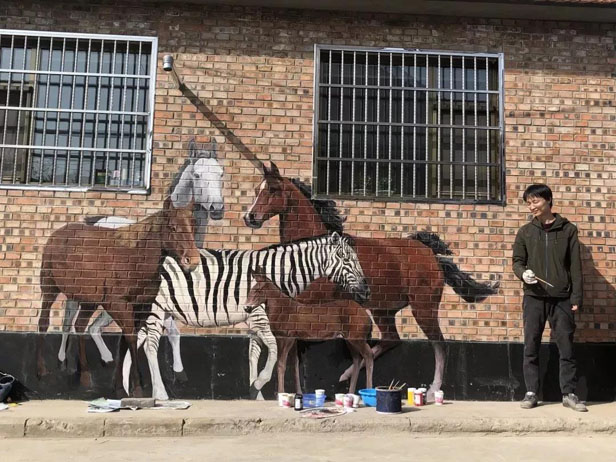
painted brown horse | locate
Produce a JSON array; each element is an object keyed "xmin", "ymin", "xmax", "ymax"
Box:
[
  {"xmin": 244, "ymin": 162, "xmax": 499, "ymax": 400},
  {"xmin": 37, "ymin": 198, "xmax": 200, "ymax": 396},
  {"xmin": 245, "ymin": 267, "xmax": 373, "ymax": 394}
]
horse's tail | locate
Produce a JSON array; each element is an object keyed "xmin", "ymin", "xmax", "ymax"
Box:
[{"xmin": 410, "ymin": 232, "xmax": 499, "ymax": 303}]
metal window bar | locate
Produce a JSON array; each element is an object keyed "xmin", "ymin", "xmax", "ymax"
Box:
[
  {"xmin": 351, "ymin": 51, "xmax": 355, "ymax": 195},
  {"xmin": 313, "ymin": 45, "xmax": 503, "ymax": 204},
  {"xmin": 485, "ymin": 56, "xmax": 490, "ymax": 199},
  {"xmin": 375, "ymin": 52, "xmax": 380, "ymax": 196},
  {"xmin": 339, "ymin": 51, "xmax": 343, "ymax": 195},
  {"xmin": 25, "ymin": 35, "xmax": 41, "ymax": 184},
  {"xmin": 118, "ymin": 40, "xmax": 129, "ymax": 187},
  {"xmin": 413, "ymin": 53, "xmax": 416, "ymax": 198},
  {"xmin": 0, "ymin": 30, "xmax": 156, "ymax": 192},
  {"xmin": 425, "ymin": 56, "xmax": 429, "ymax": 198},
  {"xmin": 326, "ymin": 50, "xmax": 331, "ymax": 195},
  {"xmin": 64, "ymin": 38, "xmax": 79, "ymax": 185},
  {"xmin": 400, "ymin": 53, "xmax": 404, "ymax": 198},
  {"xmin": 449, "ymin": 56, "xmax": 453, "ymax": 199},
  {"xmin": 51, "ymin": 37, "xmax": 67, "ymax": 184},
  {"xmin": 103, "ymin": 40, "xmax": 118, "ymax": 188},
  {"xmin": 437, "ymin": 55, "xmax": 441, "ymax": 199},
  {"xmin": 388, "ymin": 52, "xmax": 392, "ymax": 197},
  {"xmin": 12, "ymin": 35, "xmax": 28, "ymax": 183},
  {"xmin": 0, "ymin": 34, "xmax": 15, "ymax": 182},
  {"xmin": 131, "ymin": 40, "xmax": 143, "ymax": 188},
  {"xmin": 461, "ymin": 56, "xmax": 465, "ymax": 200},
  {"xmin": 363, "ymin": 51, "xmax": 368, "ymax": 197},
  {"xmin": 473, "ymin": 56, "xmax": 478, "ymax": 200}
]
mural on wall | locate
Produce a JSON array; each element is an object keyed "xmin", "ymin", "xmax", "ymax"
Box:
[
  {"xmin": 243, "ymin": 163, "xmax": 500, "ymax": 400},
  {"xmin": 35, "ymin": 140, "xmax": 501, "ymax": 401}
]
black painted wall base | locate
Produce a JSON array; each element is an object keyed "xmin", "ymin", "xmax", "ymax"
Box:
[{"xmin": 1, "ymin": 332, "xmax": 615, "ymax": 402}]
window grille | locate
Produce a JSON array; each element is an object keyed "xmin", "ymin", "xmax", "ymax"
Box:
[
  {"xmin": 313, "ymin": 45, "xmax": 504, "ymax": 203},
  {"xmin": 0, "ymin": 30, "xmax": 157, "ymax": 192}
]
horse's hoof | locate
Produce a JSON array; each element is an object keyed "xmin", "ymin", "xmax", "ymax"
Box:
[
  {"xmin": 100, "ymin": 359, "xmax": 115, "ymax": 368},
  {"xmin": 58, "ymin": 359, "xmax": 67, "ymax": 372},
  {"xmin": 174, "ymin": 370, "xmax": 188, "ymax": 383},
  {"xmin": 132, "ymin": 387, "xmax": 144, "ymax": 398},
  {"xmin": 248, "ymin": 385, "xmax": 260, "ymax": 400},
  {"xmin": 80, "ymin": 372, "xmax": 92, "ymax": 389}
]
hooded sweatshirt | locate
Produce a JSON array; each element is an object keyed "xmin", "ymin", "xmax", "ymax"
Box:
[{"xmin": 512, "ymin": 213, "xmax": 583, "ymax": 307}]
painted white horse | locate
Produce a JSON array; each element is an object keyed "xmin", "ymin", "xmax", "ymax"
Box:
[{"xmin": 58, "ymin": 139, "xmax": 225, "ymax": 380}]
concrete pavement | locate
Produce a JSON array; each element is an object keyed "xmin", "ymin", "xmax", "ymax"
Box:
[{"xmin": 1, "ymin": 400, "xmax": 615, "ymax": 438}]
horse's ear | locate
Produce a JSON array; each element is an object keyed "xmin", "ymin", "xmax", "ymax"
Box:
[
  {"xmin": 261, "ymin": 162, "xmax": 269, "ymax": 177},
  {"xmin": 269, "ymin": 161, "xmax": 281, "ymax": 179},
  {"xmin": 189, "ymin": 139, "xmax": 197, "ymax": 158}
]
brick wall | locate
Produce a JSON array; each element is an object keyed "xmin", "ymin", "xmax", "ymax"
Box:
[{"xmin": 1, "ymin": 0, "xmax": 615, "ymax": 343}]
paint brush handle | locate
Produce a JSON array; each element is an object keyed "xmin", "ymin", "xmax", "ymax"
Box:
[{"xmin": 534, "ymin": 276, "xmax": 554, "ymax": 288}]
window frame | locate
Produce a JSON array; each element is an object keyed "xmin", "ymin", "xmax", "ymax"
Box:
[
  {"xmin": 0, "ymin": 29, "xmax": 158, "ymax": 194},
  {"xmin": 312, "ymin": 44, "xmax": 506, "ymax": 205}
]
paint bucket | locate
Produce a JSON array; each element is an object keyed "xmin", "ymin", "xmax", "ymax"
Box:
[
  {"xmin": 343, "ymin": 394, "xmax": 353, "ymax": 408},
  {"xmin": 277, "ymin": 393, "xmax": 288, "ymax": 407},
  {"xmin": 335, "ymin": 393, "xmax": 345, "ymax": 407},
  {"xmin": 375, "ymin": 386, "xmax": 402, "ymax": 414},
  {"xmin": 0, "ymin": 373, "xmax": 14, "ymax": 403},
  {"xmin": 414, "ymin": 388, "xmax": 426, "ymax": 406},
  {"xmin": 283, "ymin": 393, "xmax": 295, "ymax": 408},
  {"xmin": 407, "ymin": 387, "xmax": 416, "ymax": 405},
  {"xmin": 435, "ymin": 390, "xmax": 444, "ymax": 405}
]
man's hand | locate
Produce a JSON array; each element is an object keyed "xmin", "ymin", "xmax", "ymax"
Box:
[
  {"xmin": 522, "ymin": 269, "xmax": 538, "ymax": 284},
  {"xmin": 572, "ymin": 305, "xmax": 578, "ymax": 312}
]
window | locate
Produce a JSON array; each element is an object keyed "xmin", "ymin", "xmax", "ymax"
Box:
[
  {"xmin": 0, "ymin": 30, "xmax": 157, "ymax": 192},
  {"xmin": 313, "ymin": 45, "xmax": 504, "ymax": 203}
]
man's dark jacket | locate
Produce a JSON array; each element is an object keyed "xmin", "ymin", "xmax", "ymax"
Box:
[{"xmin": 512, "ymin": 213, "xmax": 583, "ymax": 307}]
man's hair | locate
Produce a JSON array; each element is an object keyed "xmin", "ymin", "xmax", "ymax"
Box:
[{"xmin": 523, "ymin": 184, "xmax": 553, "ymax": 207}]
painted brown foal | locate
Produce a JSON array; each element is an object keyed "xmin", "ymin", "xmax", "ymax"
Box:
[
  {"xmin": 37, "ymin": 198, "xmax": 200, "ymax": 396},
  {"xmin": 245, "ymin": 268, "xmax": 374, "ymax": 394}
]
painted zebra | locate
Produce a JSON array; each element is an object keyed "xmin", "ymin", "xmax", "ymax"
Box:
[{"xmin": 122, "ymin": 232, "xmax": 370, "ymax": 400}]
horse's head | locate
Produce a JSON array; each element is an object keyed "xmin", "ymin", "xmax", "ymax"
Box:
[
  {"xmin": 323, "ymin": 232, "xmax": 371, "ymax": 304},
  {"xmin": 171, "ymin": 139, "xmax": 225, "ymax": 220},
  {"xmin": 243, "ymin": 267, "xmax": 275, "ymax": 313},
  {"xmin": 190, "ymin": 140, "xmax": 225, "ymax": 220},
  {"xmin": 162, "ymin": 198, "xmax": 201, "ymax": 272},
  {"xmin": 244, "ymin": 162, "xmax": 289, "ymax": 229}
]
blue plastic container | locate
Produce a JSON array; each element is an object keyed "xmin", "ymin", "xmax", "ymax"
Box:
[
  {"xmin": 358, "ymin": 388, "xmax": 377, "ymax": 407},
  {"xmin": 303, "ymin": 393, "xmax": 326, "ymax": 408}
]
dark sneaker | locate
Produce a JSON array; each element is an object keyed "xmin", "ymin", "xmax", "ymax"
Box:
[
  {"xmin": 563, "ymin": 393, "xmax": 588, "ymax": 412},
  {"xmin": 520, "ymin": 392, "xmax": 538, "ymax": 409}
]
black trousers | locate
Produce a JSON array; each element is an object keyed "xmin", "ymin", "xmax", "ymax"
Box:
[{"xmin": 523, "ymin": 295, "xmax": 577, "ymax": 395}]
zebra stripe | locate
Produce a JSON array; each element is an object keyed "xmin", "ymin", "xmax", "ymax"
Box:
[{"xmin": 153, "ymin": 233, "xmax": 362, "ymax": 329}]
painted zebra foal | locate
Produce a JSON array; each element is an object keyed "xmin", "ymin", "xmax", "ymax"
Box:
[{"xmin": 123, "ymin": 232, "xmax": 370, "ymax": 400}]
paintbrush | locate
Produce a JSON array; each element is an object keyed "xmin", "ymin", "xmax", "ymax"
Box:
[
  {"xmin": 388, "ymin": 379, "xmax": 395, "ymax": 390},
  {"xmin": 534, "ymin": 275, "xmax": 554, "ymax": 288}
]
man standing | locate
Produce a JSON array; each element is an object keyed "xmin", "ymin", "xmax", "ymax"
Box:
[{"xmin": 512, "ymin": 184, "xmax": 586, "ymax": 412}]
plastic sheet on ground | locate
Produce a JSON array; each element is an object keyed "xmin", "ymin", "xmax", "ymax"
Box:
[{"xmin": 87, "ymin": 398, "xmax": 191, "ymax": 413}]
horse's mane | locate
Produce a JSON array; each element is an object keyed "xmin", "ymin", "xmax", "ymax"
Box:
[
  {"xmin": 113, "ymin": 211, "xmax": 163, "ymax": 248},
  {"xmin": 290, "ymin": 178, "xmax": 345, "ymax": 234}
]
